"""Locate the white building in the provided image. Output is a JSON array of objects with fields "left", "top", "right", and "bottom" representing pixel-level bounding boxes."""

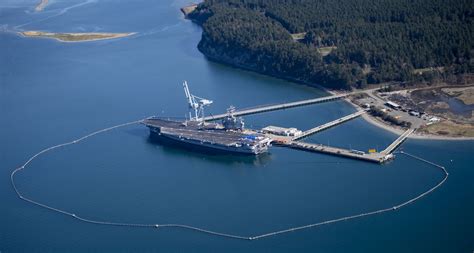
[
  {"left": 262, "top": 126, "right": 303, "bottom": 137},
  {"left": 385, "top": 101, "right": 401, "bottom": 110}
]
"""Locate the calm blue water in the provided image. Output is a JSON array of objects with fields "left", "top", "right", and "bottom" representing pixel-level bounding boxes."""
[{"left": 1, "top": 1, "right": 473, "bottom": 252}]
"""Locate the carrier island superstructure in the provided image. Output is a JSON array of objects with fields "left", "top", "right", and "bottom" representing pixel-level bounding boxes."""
[
  {"left": 144, "top": 81, "right": 408, "bottom": 162},
  {"left": 143, "top": 81, "right": 272, "bottom": 154}
]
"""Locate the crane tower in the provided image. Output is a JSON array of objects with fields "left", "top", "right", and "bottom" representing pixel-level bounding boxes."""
[{"left": 182, "top": 81, "right": 213, "bottom": 122}]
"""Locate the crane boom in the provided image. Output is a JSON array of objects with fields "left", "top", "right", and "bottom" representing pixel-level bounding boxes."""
[
  {"left": 183, "top": 81, "right": 195, "bottom": 108},
  {"left": 181, "top": 81, "right": 213, "bottom": 122}
]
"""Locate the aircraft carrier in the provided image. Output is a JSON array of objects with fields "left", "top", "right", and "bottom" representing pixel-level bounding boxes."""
[{"left": 143, "top": 81, "right": 272, "bottom": 154}]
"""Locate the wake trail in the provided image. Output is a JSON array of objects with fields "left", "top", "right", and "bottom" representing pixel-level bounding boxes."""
[{"left": 14, "top": 0, "right": 97, "bottom": 30}]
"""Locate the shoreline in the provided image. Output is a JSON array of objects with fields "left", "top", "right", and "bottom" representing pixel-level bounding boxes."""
[
  {"left": 204, "top": 46, "right": 474, "bottom": 141},
  {"left": 35, "top": 0, "right": 48, "bottom": 12},
  {"left": 360, "top": 112, "right": 474, "bottom": 141},
  {"left": 342, "top": 92, "right": 474, "bottom": 141},
  {"left": 180, "top": 4, "right": 198, "bottom": 17},
  {"left": 183, "top": 6, "right": 473, "bottom": 141},
  {"left": 200, "top": 51, "right": 335, "bottom": 94},
  {"left": 19, "top": 31, "right": 136, "bottom": 42}
]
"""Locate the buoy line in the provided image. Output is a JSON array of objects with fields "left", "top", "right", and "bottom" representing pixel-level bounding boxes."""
[{"left": 10, "top": 119, "right": 448, "bottom": 240}]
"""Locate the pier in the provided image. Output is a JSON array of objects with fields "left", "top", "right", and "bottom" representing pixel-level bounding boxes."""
[
  {"left": 275, "top": 125, "right": 412, "bottom": 163},
  {"left": 254, "top": 108, "right": 408, "bottom": 163},
  {"left": 204, "top": 94, "right": 347, "bottom": 121},
  {"left": 274, "top": 122, "right": 413, "bottom": 163},
  {"left": 270, "top": 109, "right": 390, "bottom": 163},
  {"left": 258, "top": 110, "right": 414, "bottom": 163},
  {"left": 292, "top": 110, "right": 367, "bottom": 141},
  {"left": 381, "top": 128, "right": 414, "bottom": 155},
  {"left": 282, "top": 141, "right": 389, "bottom": 163}
]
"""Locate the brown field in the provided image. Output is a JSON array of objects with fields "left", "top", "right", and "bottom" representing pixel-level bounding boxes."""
[
  {"left": 419, "top": 120, "right": 474, "bottom": 137},
  {"left": 442, "top": 86, "right": 474, "bottom": 105}
]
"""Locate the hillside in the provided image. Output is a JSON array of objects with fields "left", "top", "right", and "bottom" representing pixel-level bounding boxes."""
[{"left": 189, "top": 0, "right": 473, "bottom": 89}]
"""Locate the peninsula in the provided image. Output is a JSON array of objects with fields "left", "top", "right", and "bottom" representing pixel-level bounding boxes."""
[
  {"left": 187, "top": 0, "right": 472, "bottom": 91},
  {"left": 20, "top": 31, "right": 135, "bottom": 42},
  {"left": 183, "top": 0, "right": 473, "bottom": 140},
  {"left": 180, "top": 4, "right": 197, "bottom": 17}
]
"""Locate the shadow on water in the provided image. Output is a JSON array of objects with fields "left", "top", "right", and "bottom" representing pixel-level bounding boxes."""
[
  {"left": 123, "top": 127, "right": 149, "bottom": 138},
  {"left": 146, "top": 133, "right": 272, "bottom": 167}
]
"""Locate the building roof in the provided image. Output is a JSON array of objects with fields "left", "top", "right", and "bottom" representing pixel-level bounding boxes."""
[{"left": 385, "top": 101, "right": 401, "bottom": 108}]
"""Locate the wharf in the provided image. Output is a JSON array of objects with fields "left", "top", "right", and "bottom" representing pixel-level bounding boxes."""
[
  {"left": 280, "top": 141, "right": 390, "bottom": 163},
  {"left": 262, "top": 111, "right": 412, "bottom": 163}
]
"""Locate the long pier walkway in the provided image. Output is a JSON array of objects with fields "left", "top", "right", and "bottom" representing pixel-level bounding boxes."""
[
  {"left": 204, "top": 94, "right": 347, "bottom": 121},
  {"left": 381, "top": 128, "right": 414, "bottom": 155},
  {"left": 292, "top": 110, "right": 366, "bottom": 141}
]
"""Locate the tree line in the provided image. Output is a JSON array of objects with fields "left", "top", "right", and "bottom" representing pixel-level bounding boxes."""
[{"left": 189, "top": 0, "right": 473, "bottom": 89}]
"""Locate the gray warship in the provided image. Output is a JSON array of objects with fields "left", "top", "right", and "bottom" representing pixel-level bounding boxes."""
[{"left": 143, "top": 81, "right": 272, "bottom": 154}]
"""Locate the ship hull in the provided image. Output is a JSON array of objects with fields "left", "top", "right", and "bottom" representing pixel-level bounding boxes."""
[{"left": 148, "top": 127, "right": 266, "bottom": 155}]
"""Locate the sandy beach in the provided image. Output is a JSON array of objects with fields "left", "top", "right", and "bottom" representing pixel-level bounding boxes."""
[
  {"left": 20, "top": 31, "right": 136, "bottom": 42},
  {"left": 180, "top": 4, "right": 198, "bottom": 17}
]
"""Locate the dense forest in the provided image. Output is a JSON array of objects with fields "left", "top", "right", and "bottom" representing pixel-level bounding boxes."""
[{"left": 188, "top": 0, "right": 473, "bottom": 89}]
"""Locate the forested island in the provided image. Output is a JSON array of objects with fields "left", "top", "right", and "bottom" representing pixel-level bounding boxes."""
[{"left": 187, "top": 0, "right": 473, "bottom": 90}]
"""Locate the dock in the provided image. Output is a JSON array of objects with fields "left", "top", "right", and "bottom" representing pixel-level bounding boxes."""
[
  {"left": 292, "top": 110, "right": 366, "bottom": 141},
  {"left": 281, "top": 141, "right": 390, "bottom": 163},
  {"left": 381, "top": 128, "right": 414, "bottom": 155},
  {"left": 204, "top": 94, "right": 347, "bottom": 121},
  {"left": 261, "top": 110, "right": 412, "bottom": 163}
]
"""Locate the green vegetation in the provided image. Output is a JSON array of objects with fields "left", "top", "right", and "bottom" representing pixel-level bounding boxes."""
[{"left": 189, "top": 0, "right": 473, "bottom": 89}]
